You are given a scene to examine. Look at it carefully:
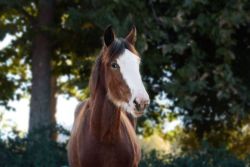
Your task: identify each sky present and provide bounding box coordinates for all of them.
[0,34,180,135]
[0,34,15,50]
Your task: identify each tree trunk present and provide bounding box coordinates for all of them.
[29,0,55,136]
[50,75,58,140]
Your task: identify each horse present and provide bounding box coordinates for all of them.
[67,26,150,167]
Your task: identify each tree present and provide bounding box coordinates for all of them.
[29,0,55,134]
[0,0,150,137]
[143,0,250,139]
[0,0,98,137]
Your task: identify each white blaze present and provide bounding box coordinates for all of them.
[117,49,149,116]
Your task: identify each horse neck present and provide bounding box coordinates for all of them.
[90,92,122,142]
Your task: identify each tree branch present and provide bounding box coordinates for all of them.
[148,0,164,28]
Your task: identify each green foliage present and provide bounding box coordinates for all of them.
[140,144,249,167]
[170,147,246,167]
[0,127,69,167]
[142,0,250,139]
[1,128,249,167]
[140,150,171,167]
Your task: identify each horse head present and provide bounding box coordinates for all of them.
[90,26,149,117]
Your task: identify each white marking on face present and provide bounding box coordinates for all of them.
[116,49,150,116]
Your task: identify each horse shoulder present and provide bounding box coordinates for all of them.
[69,99,89,149]
[71,99,90,135]
[68,99,90,167]
[74,100,88,120]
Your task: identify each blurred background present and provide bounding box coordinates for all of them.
[0,0,250,166]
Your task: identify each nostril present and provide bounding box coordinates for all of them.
[133,99,137,105]
[133,99,140,110]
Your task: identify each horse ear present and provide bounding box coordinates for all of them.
[125,26,137,45]
[104,25,115,47]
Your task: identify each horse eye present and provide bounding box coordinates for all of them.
[111,62,119,69]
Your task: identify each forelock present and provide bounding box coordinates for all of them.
[104,39,138,62]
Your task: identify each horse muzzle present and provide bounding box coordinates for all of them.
[132,96,150,117]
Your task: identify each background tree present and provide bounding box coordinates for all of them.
[143,0,250,141]
[29,0,55,135]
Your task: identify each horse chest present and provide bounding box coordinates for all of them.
[78,132,139,167]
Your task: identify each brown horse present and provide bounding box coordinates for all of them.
[67,26,150,167]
